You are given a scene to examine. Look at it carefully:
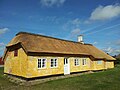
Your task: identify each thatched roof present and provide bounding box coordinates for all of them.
[6,32,115,60]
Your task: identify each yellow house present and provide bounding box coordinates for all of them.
[3,32,116,79]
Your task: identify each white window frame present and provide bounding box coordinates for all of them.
[38,58,46,69]
[50,58,58,68]
[74,58,79,66]
[82,58,87,66]
[97,60,102,64]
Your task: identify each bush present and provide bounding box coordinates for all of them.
[115,58,120,65]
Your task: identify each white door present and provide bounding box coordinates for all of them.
[64,58,70,75]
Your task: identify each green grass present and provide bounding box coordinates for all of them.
[0,65,120,90]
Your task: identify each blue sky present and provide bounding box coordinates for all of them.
[0,0,120,56]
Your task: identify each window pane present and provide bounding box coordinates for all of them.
[43,59,46,67]
[75,59,79,66]
[77,59,78,65]
[97,60,102,64]
[51,61,53,67]
[14,50,18,57]
[42,61,45,65]
[66,59,68,64]
[38,59,46,68]
[38,59,41,68]
[51,59,53,62]
[75,61,76,66]
[55,59,57,62]
[74,59,76,66]
[82,59,84,65]
[42,64,45,67]
[40,60,41,68]
[55,61,56,66]
[51,59,57,67]
[64,58,66,65]
[43,59,45,63]
[51,64,53,67]
[51,59,54,67]
[85,59,87,65]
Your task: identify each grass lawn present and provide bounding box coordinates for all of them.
[0,65,120,90]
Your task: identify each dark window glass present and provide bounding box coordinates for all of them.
[66,59,68,64]
[14,50,18,57]
[51,59,53,67]
[64,59,65,65]
[51,59,57,67]
[38,59,41,68]
[38,59,46,68]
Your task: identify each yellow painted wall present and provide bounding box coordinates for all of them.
[91,60,114,70]
[27,56,92,78]
[26,56,64,78]
[70,57,91,73]
[106,61,114,69]
[4,48,28,77]
[4,48,115,78]
[92,60,105,70]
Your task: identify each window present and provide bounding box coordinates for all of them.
[82,58,87,65]
[97,60,102,64]
[14,50,18,57]
[38,59,46,69]
[51,58,58,68]
[74,58,79,66]
[64,58,68,65]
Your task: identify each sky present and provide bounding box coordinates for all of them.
[0,0,120,56]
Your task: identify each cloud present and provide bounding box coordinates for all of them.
[0,28,9,35]
[62,28,81,40]
[62,18,81,40]
[0,43,5,47]
[70,28,80,37]
[84,20,91,24]
[102,39,120,55]
[71,18,81,27]
[103,47,120,55]
[90,4,120,20]
[93,42,98,45]
[40,0,66,7]
[38,32,46,35]
[63,18,81,31]
[85,23,120,35]
[0,42,5,56]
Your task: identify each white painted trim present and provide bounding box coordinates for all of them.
[50,58,58,68]
[64,58,70,75]
[97,60,102,65]
[74,58,80,66]
[82,58,87,66]
[37,58,47,69]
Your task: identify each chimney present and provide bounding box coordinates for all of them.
[78,35,84,44]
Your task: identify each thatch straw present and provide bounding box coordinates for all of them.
[6,32,115,60]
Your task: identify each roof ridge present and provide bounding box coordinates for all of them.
[16,32,93,46]
[4,31,115,60]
